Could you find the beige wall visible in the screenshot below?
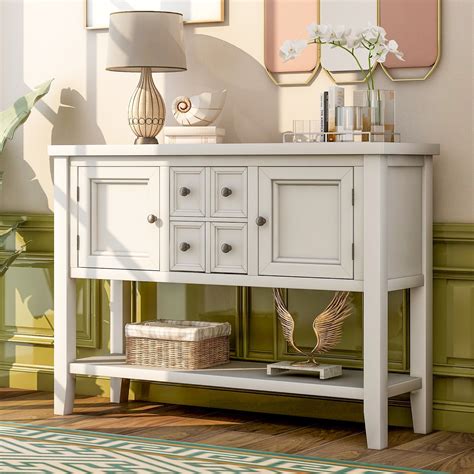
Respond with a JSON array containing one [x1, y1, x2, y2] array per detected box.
[[0, 0, 472, 222]]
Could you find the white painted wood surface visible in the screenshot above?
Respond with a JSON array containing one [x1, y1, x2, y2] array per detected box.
[[70, 358, 422, 400], [51, 143, 438, 450], [210, 222, 248, 274], [363, 155, 389, 449], [258, 167, 354, 279], [49, 143, 440, 157], [78, 166, 160, 270], [410, 156, 433, 434], [109, 280, 129, 403], [210, 167, 248, 218], [53, 157, 77, 416]]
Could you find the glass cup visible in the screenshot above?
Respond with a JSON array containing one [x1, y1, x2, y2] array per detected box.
[[293, 120, 320, 142], [353, 89, 395, 142], [336, 106, 371, 142]]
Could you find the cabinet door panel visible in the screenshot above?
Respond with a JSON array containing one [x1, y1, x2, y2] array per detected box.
[[78, 167, 160, 270], [259, 167, 353, 279]]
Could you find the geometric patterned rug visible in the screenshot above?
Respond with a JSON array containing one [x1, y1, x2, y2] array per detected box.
[[0, 422, 445, 473]]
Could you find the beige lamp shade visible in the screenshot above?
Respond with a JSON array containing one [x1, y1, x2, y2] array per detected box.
[[106, 11, 187, 72]]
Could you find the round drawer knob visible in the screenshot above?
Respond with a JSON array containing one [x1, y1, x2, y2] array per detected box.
[[147, 214, 158, 224], [221, 243, 232, 254], [179, 242, 191, 252], [256, 216, 267, 227], [179, 187, 191, 197], [221, 187, 232, 197]]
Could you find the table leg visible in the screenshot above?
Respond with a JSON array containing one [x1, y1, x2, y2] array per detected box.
[[110, 280, 130, 403], [410, 157, 433, 434], [54, 157, 76, 416], [363, 155, 389, 449]]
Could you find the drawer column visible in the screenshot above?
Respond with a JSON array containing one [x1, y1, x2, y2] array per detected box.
[[363, 155, 389, 449]]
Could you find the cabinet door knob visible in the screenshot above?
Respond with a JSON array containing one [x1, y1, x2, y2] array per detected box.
[[179, 187, 191, 196], [256, 216, 267, 227], [179, 242, 191, 252], [147, 214, 158, 224], [221, 187, 232, 197], [221, 243, 232, 254]]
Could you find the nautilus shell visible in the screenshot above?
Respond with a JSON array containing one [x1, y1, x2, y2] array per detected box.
[[172, 90, 227, 126]]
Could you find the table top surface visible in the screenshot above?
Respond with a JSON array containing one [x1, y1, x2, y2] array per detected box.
[[49, 142, 440, 157]]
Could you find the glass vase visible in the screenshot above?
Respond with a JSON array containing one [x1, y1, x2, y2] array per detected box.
[[353, 89, 395, 142]]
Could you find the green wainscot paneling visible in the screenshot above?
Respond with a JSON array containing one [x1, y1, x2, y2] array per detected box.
[[1, 214, 473, 433]]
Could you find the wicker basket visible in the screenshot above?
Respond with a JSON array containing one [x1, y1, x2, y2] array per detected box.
[[125, 319, 231, 369]]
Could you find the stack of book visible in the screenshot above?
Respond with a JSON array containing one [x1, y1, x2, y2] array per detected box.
[[320, 86, 344, 142]]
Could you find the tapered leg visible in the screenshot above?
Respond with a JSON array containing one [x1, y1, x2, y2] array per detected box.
[[410, 157, 433, 433], [363, 155, 389, 449], [54, 157, 76, 416], [110, 280, 130, 403]]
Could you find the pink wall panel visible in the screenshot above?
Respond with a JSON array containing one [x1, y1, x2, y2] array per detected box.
[[264, 0, 319, 74], [380, 0, 438, 69]]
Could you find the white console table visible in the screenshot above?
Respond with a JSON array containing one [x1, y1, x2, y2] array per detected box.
[[49, 142, 439, 449]]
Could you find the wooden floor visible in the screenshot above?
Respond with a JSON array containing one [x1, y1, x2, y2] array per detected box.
[[1, 388, 473, 472]]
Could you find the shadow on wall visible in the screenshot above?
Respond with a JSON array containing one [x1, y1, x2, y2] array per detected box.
[[50, 88, 106, 146], [163, 33, 281, 143], [0, 0, 49, 213]]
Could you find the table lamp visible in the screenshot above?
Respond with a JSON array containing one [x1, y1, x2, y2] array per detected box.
[[106, 11, 187, 144]]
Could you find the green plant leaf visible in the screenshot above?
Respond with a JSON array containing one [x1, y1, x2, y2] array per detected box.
[[0, 219, 26, 248], [0, 79, 53, 153], [0, 248, 23, 277]]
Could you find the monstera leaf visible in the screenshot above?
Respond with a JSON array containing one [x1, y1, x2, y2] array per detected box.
[[0, 79, 53, 153]]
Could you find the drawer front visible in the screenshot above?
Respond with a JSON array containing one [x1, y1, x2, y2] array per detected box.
[[211, 167, 248, 218], [170, 222, 205, 272], [211, 222, 248, 274], [170, 167, 206, 217]]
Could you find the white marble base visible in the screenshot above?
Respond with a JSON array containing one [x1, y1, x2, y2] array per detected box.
[[163, 126, 225, 144], [266, 361, 343, 380]]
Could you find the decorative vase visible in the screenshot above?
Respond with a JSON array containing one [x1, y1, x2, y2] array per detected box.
[[353, 89, 395, 142]]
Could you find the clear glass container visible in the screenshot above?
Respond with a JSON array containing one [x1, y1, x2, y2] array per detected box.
[[353, 89, 395, 142], [292, 120, 320, 142], [336, 106, 371, 142]]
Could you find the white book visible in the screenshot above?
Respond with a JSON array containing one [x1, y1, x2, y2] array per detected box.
[[328, 86, 345, 142]]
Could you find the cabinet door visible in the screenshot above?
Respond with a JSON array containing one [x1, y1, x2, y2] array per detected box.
[[77, 167, 160, 270], [258, 167, 353, 279]]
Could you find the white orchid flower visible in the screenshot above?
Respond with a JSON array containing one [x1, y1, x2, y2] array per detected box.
[[317, 24, 334, 42], [330, 25, 351, 46], [306, 22, 319, 40], [375, 39, 405, 63], [279, 39, 308, 62], [363, 23, 387, 45], [345, 33, 362, 49]]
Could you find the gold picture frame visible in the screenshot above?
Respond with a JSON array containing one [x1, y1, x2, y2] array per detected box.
[[84, 0, 225, 29], [378, 0, 441, 82], [263, 0, 321, 87]]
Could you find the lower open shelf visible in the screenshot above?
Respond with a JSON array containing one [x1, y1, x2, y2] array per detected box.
[[70, 357, 422, 401]]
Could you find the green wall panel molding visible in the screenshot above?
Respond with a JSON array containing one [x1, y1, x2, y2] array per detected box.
[[0, 215, 473, 433]]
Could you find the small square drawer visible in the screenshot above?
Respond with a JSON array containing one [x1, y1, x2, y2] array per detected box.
[[170, 167, 206, 217], [211, 222, 247, 274], [210, 167, 247, 218], [170, 222, 205, 272]]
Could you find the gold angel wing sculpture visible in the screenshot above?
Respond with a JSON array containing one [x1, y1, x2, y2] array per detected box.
[[273, 289, 352, 367]]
